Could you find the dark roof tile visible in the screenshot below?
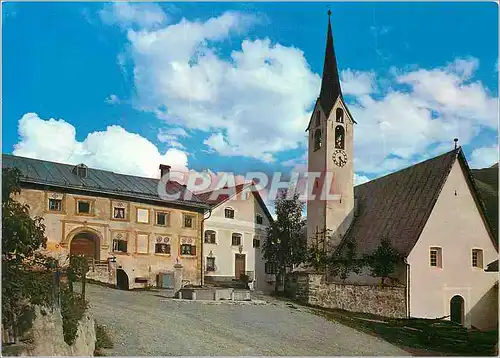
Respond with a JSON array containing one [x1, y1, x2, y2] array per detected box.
[[342, 148, 460, 257], [2, 154, 208, 209]]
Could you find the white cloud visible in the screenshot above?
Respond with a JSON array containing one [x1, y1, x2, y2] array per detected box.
[[105, 94, 121, 104], [469, 145, 499, 169], [350, 57, 498, 174], [354, 173, 370, 185], [99, 2, 168, 30], [341, 69, 375, 96], [109, 10, 319, 163], [102, 8, 497, 177], [13, 113, 188, 178], [157, 127, 189, 149]]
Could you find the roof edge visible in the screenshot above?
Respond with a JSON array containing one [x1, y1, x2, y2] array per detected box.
[[19, 178, 211, 210]]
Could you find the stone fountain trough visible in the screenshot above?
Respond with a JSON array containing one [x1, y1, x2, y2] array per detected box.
[[178, 287, 251, 301]]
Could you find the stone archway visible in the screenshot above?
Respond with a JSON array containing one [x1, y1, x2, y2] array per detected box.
[[450, 295, 465, 325], [70, 231, 100, 261]]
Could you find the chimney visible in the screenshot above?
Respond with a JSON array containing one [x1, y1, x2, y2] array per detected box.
[[159, 164, 171, 178]]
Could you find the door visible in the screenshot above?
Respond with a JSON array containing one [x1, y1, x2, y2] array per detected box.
[[70, 233, 96, 259], [450, 295, 465, 325], [235, 254, 246, 280], [116, 269, 129, 290], [161, 273, 174, 289]]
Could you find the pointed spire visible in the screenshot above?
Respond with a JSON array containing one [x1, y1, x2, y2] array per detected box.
[[319, 10, 342, 118]]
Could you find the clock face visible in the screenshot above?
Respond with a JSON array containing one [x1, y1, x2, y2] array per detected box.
[[332, 149, 348, 167]]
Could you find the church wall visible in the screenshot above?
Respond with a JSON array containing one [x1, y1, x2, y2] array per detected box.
[[294, 273, 406, 318], [14, 186, 204, 289], [407, 160, 498, 330], [328, 262, 407, 287]]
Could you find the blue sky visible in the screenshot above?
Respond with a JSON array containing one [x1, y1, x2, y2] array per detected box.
[[2, 2, 499, 185]]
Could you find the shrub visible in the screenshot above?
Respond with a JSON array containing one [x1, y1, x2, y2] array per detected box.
[[95, 323, 113, 349], [60, 285, 88, 345]]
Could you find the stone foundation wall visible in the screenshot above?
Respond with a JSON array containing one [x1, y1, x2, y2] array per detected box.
[[7, 305, 96, 356], [295, 273, 407, 318]]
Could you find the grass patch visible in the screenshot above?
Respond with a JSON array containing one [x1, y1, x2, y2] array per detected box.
[[94, 323, 113, 356], [310, 306, 498, 356]]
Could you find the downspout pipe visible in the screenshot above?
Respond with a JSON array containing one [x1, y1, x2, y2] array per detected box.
[[404, 257, 410, 318], [200, 208, 212, 287]]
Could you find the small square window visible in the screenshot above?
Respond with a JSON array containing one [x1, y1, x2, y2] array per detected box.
[[472, 249, 483, 268], [232, 233, 242, 246], [253, 238, 260, 248], [113, 239, 127, 253], [77, 201, 91, 214], [204, 230, 216, 244], [156, 212, 169, 226], [206, 257, 216, 271], [155, 243, 171, 254], [49, 198, 62, 212], [225, 208, 234, 219], [184, 215, 194, 228], [256, 215, 263, 225], [113, 207, 125, 219], [430, 247, 442, 268], [181, 244, 196, 256], [265, 262, 277, 274]]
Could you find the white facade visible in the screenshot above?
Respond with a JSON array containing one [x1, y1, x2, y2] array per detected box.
[[407, 160, 498, 330], [203, 189, 274, 292]]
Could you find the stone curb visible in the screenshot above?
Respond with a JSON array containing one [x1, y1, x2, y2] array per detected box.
[[162, 298, 269, 305]]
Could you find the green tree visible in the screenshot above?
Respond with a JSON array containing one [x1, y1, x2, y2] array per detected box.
[[329, 237, 362, 281], [2, 168, 47, 264], [305, 229, 329, 274], [263, 190, 306, 292], [363, 238, 402, 286], [2, 167, 48, 342], [69, 255, 90, 299]]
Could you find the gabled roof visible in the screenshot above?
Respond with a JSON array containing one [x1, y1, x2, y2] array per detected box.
[[471, 165, 499, 240], [2, 154, 209, 210], [198, 183, 274, 223], [485, 259, 498, 272], [336, 147, 497, 257]]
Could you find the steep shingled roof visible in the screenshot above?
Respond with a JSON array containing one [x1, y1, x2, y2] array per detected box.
[[338, 147, 497, 257], [2, 154, 209, 209], [318, 11, 342, 119], [306, 13, 356, 132]]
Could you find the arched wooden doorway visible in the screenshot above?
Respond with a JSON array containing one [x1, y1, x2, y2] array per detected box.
[[70, 232, 99, 261], [450, 295, 465, 325], [116, 269, 129, 290]]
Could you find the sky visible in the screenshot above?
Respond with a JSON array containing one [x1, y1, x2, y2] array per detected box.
[[2, 2, 499, 191]]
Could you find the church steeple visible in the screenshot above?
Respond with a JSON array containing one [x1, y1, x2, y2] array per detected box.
[[319, 10, 342, 118]]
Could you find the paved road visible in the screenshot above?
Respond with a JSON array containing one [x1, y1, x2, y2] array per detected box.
[[85, 284, 409, 356]]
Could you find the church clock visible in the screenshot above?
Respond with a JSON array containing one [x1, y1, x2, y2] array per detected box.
[[333, 149, 347, 167]]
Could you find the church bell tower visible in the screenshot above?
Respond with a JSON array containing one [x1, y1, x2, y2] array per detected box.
[[306, 11, 356, 251]]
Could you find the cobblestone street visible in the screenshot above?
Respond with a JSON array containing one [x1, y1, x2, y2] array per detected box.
[[85, 284, 409, 356]]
